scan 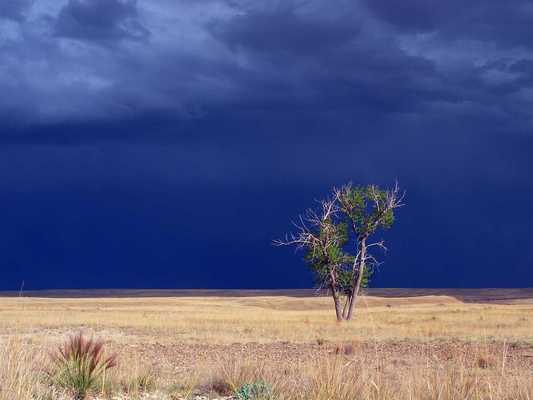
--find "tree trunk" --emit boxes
[329,269,344,321]
[330,284,343,322]
[346,239,366,320]
[341,295,350,319]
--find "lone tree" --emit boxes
[274,195,352,321]
[275,183,404,321]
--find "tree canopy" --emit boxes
[276,182,404,321]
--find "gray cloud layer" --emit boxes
[0,0,532,130]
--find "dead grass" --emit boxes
[0,338,42,400]
[0,293,531,345]
[196,343,533,400]
[0,290,532,399]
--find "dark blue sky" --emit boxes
[1,0,532,289]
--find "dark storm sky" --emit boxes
[1,0,532,290]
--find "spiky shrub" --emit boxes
[235,380,274,400]
[48,332,117,400]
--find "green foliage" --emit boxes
[302,206,377,293]
[338,185,396,238]
[235,380,274,400]
[328,262,372,293]
[359,264,373,289]
[48,332,117,400]
[306,221,348,261]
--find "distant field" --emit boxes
[0,288,531,344]
[2,288,532,303]
[0,289,532,399]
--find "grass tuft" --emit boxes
[48,332,116,400]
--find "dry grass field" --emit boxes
[0,289,532,399]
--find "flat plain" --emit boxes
[1,288,532,399]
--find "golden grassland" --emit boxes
[0,289,532,345]
[0,289,532,399]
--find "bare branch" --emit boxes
[274,193,339,249]
[366,241,387,252]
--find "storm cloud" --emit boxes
[0,0,32,21]
[0,0,532,289]
[0,0,531,128]
[54,0,149,43]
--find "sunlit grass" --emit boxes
[0,292,532,399]
[0,295,531,344]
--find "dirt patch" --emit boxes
[109,339,533,380]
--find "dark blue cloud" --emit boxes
[1,131,532,289]
[363,0,533,49]
[209,6,361,56]
[0,0,32,21]
[0,0,531,128]
[54,0,149,43]
[0,0,532,289]
[207,3,445,115]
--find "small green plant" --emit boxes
[48,332,117,400]
[121,371,156,394]
[235,380,274,400]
